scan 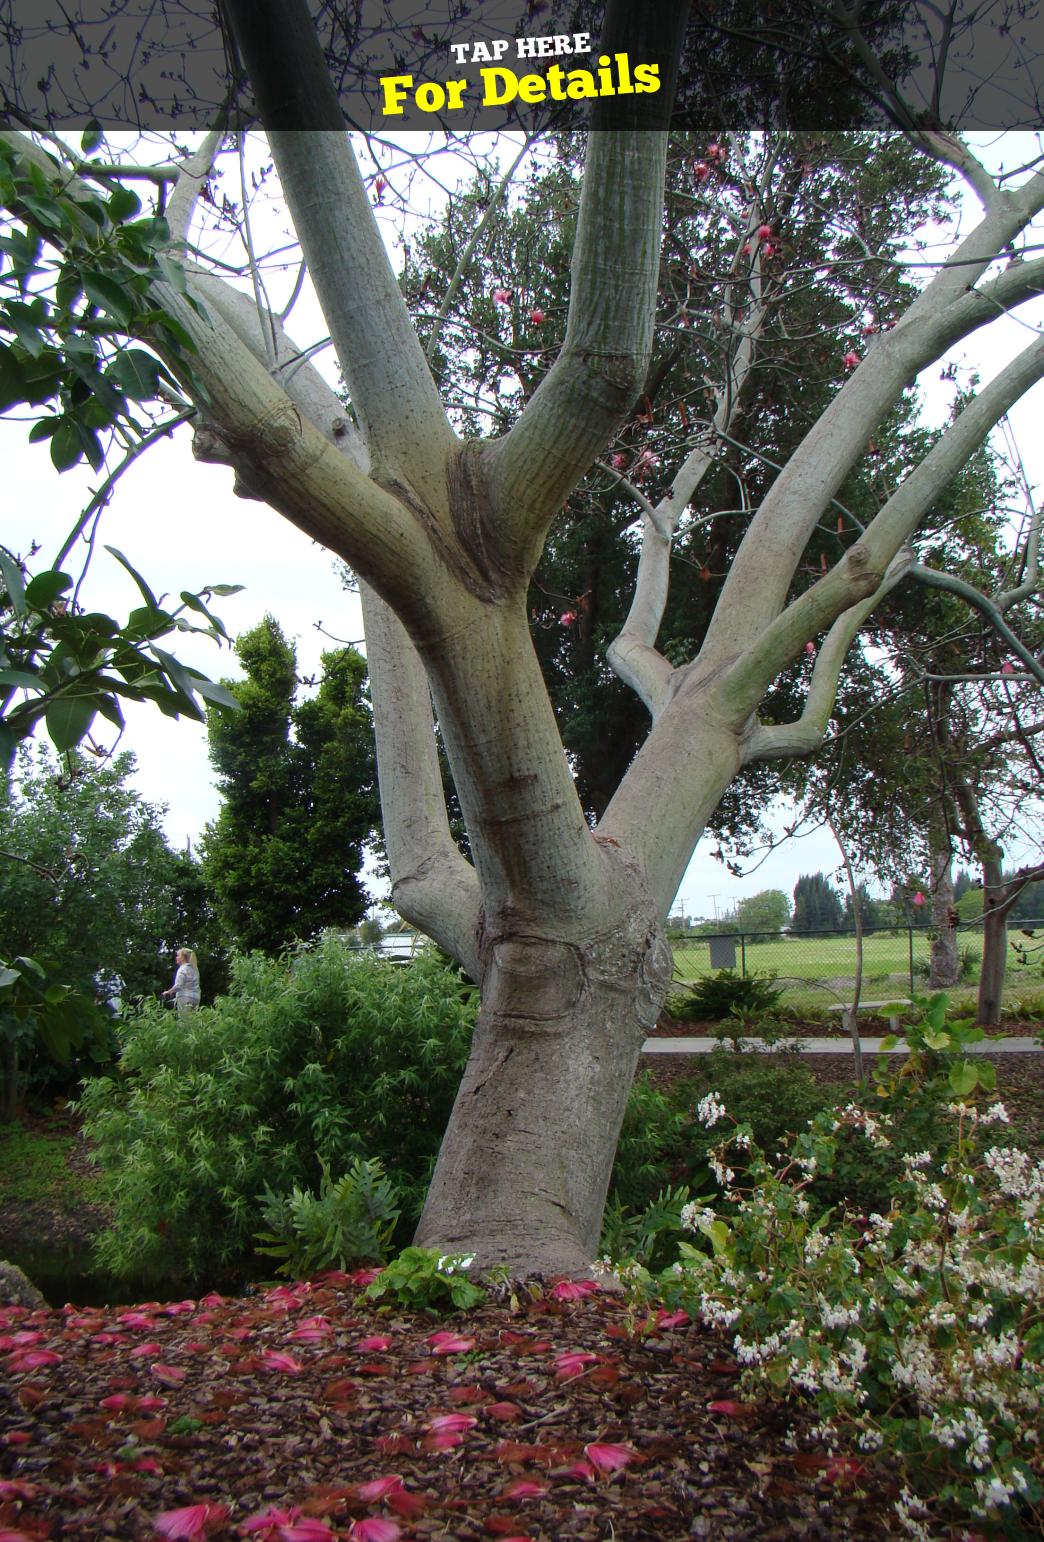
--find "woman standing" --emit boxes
[162,948,201,1013]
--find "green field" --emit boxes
[669,929,1044,1013]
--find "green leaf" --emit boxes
[44,693,97,752]
[923,1031,951,1051]
[49,418,83,472]
[106,186,141,224]
[0,668,44,692]
[82,270,136,328]
[24,569,72,610]
[0,550,26,614]
[79,124,103,156]
[206,583,246,598]
[977,1059,997,1091]
[109,347,162,401]
[103,545,161,610]
[191,676,241,711]
[947,1060,979,1097]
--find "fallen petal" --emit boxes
[154,1502,229,1538]
[260,1350,304,1374]
[584,1442,635,1475]
[352,1476,403,1502]
[349,1521,400,1542]
[354,1335,392,1354]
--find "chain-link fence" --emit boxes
[668,921,1044,1012]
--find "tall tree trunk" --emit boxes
[415,889,672,1276]
[979,850,1010,1027]
[928,832,959,989]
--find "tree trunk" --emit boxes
[928,839,959,988]
[1,1038,18,1124]
[415,895,673,1277]
[978,852,1009,1026]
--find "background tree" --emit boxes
[792,873,845,932]
[0,745,192,999]
[735,889,791,934]
[202,615,379,952]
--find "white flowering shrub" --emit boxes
[641,1094,1043,1538]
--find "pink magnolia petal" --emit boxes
[501,1479,549,1499]
[562,1460,597,1483]
[134,1457,164,1474]
[260,1350,303,1374]
[241,1507,299,1534]
[421,1430,464,1451]
[118,1312,159,1329]
[6,1348,62,1371]
[130,1341,166,1358]
[100,1393,134,1411]
[346,1267,383,1286]
[0,1481,38,1500]
[584,1442,634,1475]
[553,1351,598,1379]
[3,1431,31,1446]
[349,1521,400,1542]
[549,1279,600,1301]
[154,1502,230,1539]
[150,1362,187,1385]
[426,1331,474,1355]
[354,1335,392,1354]
[353,1476,403,1502]
[137,1394,167,1410]
[158,1299,197,1316]
[278,1523,335,1542]
[655,1309,690,1329]
[427,1412,478,1432]
[706,1399,752,1416]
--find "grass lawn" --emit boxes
[670,929,1044,1012]
[0,1114,106,1210]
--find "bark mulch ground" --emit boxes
[1,1275,911,1542]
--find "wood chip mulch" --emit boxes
[0,1275,912,1541]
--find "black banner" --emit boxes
[0,0,1041,131]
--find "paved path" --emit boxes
[642,1035,1041,1055]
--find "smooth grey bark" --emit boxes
[415,859,673,1274]
[928,838,960,990]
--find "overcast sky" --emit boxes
[4,131,1043,921]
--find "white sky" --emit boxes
[3,131,1043,920]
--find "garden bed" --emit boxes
[1,1273,912,1540]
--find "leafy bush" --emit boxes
[365,1246,485,1314]
[628,1093,1044,1538]
[254,1156,400,1278]
[671,969,783,1021]
[600,1183,698,1273]
[78,938,476,1287]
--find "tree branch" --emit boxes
[484,129,670,576]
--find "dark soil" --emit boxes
[1,1275,912,1541]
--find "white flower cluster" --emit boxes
[819,1298,861,1329]
[930,1408,991,1468]
[831,1103,892,1146]
[435,1253,474,1274]
[695,1091,727,1127]
[983,1146,1044,1216]
[680,1201,717,1234]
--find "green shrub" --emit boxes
[608,1073,688,1212]
[366,1246,486,1314]
[630,1094,1044,1538]
[672,969,783,1021]
[600,1182,699,1273]
[77,938,475,1287]
[254,1156,401,1278]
